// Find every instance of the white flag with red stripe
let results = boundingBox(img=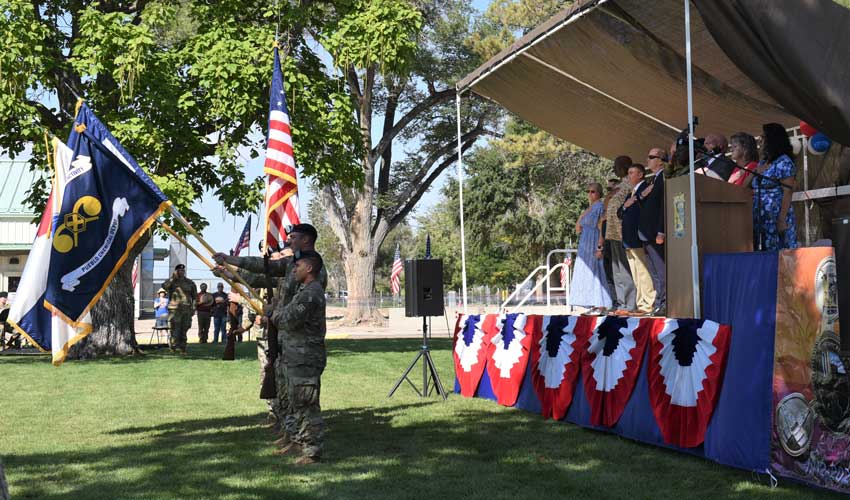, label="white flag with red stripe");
[264,46,300,250]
